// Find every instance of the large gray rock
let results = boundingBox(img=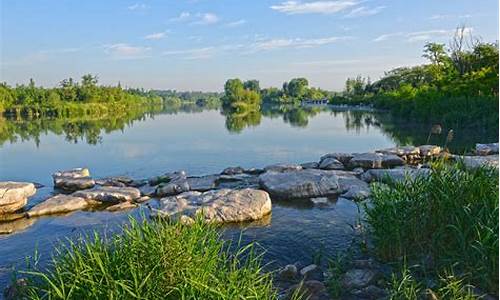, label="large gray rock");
[52,168,95,191]
[259,169,340,199]
[338,176,371,200]
[73,186,141,203]
[349,153,404,169]
[318,157,344,170]
[153,188,271,223]
[148,170,187,186]
[155,178,190,197]
[187,175,219,192]
[0,182,36,214]
[381,154,405,168]
[476,143,499,156]
[264,163,302,173]
[458,155,499,169]
[376,146,420,157]
[361,168,431,183]
[221,166,245,175]
[301,162,319,169]
[27,194,89,217]
[320,153,354,165]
